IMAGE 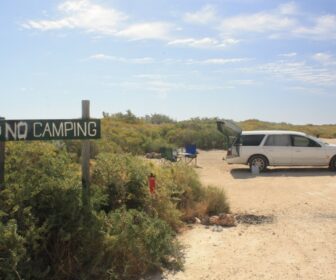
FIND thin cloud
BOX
[89,53,111,60]
[219,2,335,41]
[229,79,257,86]
[184,5,217,24]
[254,60,336,86]
[117,22,173,41]
[88,54,155,64]
[220,12,296,34]
[279,52,297,57]
[23,0,127,34]
[116,77,179,99]
[312,53,336,65]
[115,75,236,98]
[168,37,239,49]
[278,2,298,15]
[190,57,251,65]
[88,54,250,66]
[23,0,173,41]
[219,3,299,35]
[286,86,325,96]
[293,15,336,40]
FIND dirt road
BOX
[166,142,336,280]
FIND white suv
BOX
[217,120,336,172]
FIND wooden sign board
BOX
[0,119,101,141]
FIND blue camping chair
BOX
[184,144,197,165]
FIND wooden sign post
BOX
[0,117,4,189]
[81,100,91,210]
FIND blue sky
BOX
[1,0,335,124]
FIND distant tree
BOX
[102,111,110,118]
[110,110,139,123]
[144,114,175,124]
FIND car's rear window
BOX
[239,135,265,146]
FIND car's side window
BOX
[308,139,321,147]
[292,135,321,147]
[264,135,291,146]
[241,135,265,146]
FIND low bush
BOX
[0,219,26,279]
[101,209,182,279]
[204,186,230,216]
[157,164,204,222]
[92,153,152,212]
[92,153,183,230]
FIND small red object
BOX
[148,174,156,194]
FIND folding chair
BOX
[184,144,197,165]
[160,147,178,162]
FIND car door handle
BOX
[295,150,301,152]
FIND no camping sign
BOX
[0,101,101,211]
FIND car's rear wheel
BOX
[329,156,336,171]
[249,155,268,172]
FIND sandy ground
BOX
[165,139,336,280]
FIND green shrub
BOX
[204,186,230,216]
[163,164,204,212]
[101,209,182,279]
[92,153,182,230]
[0,142,88,279]
[5,142,79,189]
[92,153,152,212]
[0,219,26,280]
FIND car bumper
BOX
[226,156,245,164]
